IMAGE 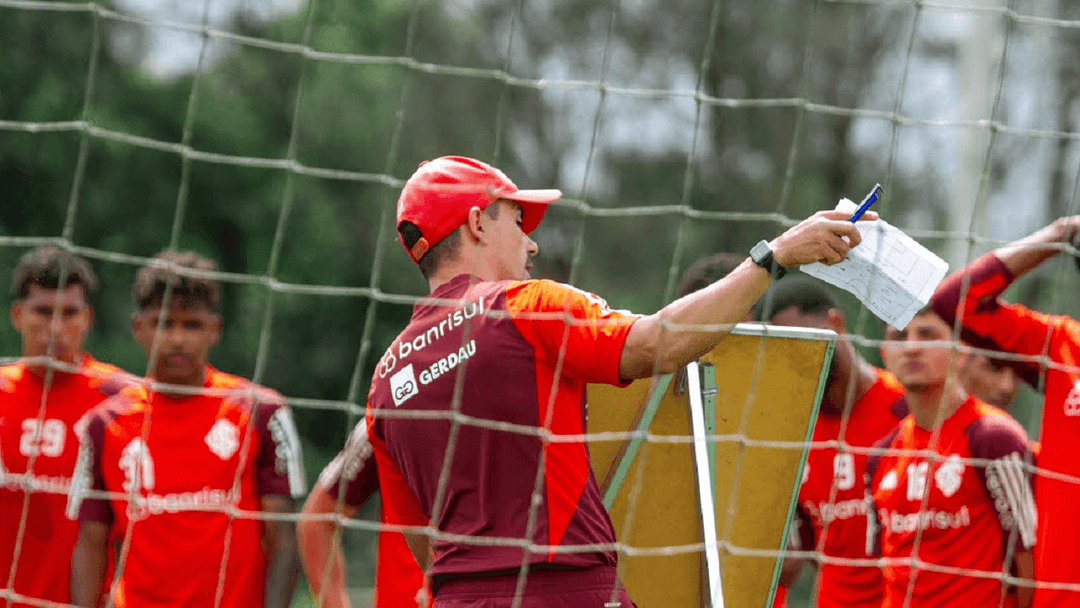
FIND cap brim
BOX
[501,189,562,234]
[501,188,563,205]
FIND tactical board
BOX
[587,323,836,608]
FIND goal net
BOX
[1,0,1078,606]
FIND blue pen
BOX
[849,183,884,222]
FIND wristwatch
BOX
[749,240,787,280]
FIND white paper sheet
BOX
[799,199,949,330]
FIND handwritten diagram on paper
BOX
[800,204,949,330]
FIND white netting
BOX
[3,0,1080,607]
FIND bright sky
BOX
[111,0,305,80]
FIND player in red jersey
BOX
[754,276,906,608]
[958,352,1020,412]
[68,251,306,608]
[299,418,425,608]
[930,217,1080,607]
[365,156,877,607]
[867,308,1036,608]
[676,252,748,302]
[0,246,134,608]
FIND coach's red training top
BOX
[867,397,1036,608]
[0,356,132,608]
[795,369,906,608]
[932,253,1080,607]
[366,274,637,582]
[316,419,424,608]
[68,367,306,608]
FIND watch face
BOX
[750,240,771,264]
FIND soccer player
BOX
[365,155,876,606]
[866,308,1036,608]
[68,251,306,608]
[958,352,1021,412]
[299,419,425,608]
[677,252,747,299]
[930,217,1080,607]
[756,275,906,608]
[1,246,134,608]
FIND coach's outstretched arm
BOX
[619,209,874,379]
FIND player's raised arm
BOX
[993,215,1080,277]
[618,209,875,379]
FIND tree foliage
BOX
[6,0,1071,602]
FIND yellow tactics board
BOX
[587,323,836,608]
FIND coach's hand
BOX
[770,209,878,267]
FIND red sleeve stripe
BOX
[986,452,1037,549]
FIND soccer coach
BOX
[365,156,875,607]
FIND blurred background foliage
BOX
[3,0,1080,604]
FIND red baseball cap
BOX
[396,156,562,263]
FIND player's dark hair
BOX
[883,305,937,334]
[11,246,98,299]
[133,251,220,312]
[677,252,745,297]
[399,204,502,280]
[754,274,838,322]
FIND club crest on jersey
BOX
[390,364,419,406]
[205,419,241,460]
[934,454,964,497]
[1064,380,1080,417]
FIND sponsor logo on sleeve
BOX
[390,364,419,406]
